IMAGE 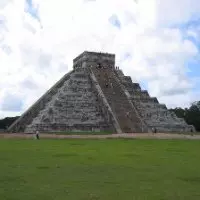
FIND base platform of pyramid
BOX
[8,51,195,133]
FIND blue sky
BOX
[25,0,40,21]
[109,14,121,29]
[0,0,200,118]
[107,4,200,97]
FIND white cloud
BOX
[156,0,200,26]
[0,0,200,118]
[1,93,23,111]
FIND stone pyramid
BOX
[8,51,194,133]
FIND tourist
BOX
[35,130,40,140]
[126,111,130,118]
[152,127,157,134]
[190,128,194,136]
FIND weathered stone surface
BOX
[115,69,195,132]
[8,51,195,133]
[24,68,114,133]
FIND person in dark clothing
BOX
[190,128,194,136]
[98,63,101,69]
[152,127,157,134]
[36,131,40,140]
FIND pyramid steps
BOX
[8,51,195,133]
[8,71,74,132]
[115,70,194,132]
[25,68,114,133]
[91,66,146,133]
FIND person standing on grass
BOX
[36,130,40,140]
[152,127,157,134]
[190,128,194,136]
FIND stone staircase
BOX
[115,70,195,132]
[24,68,113,133]
[8,51,195,134]
[91,66,146,133]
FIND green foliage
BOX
[0,116,19,130]
[170,101,200,131]
[0,139,200,200]
[1,101,200,132]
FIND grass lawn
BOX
[0,139,200,200]
[52,131,114,135]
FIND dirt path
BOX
[0,133,200,140]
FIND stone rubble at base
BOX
[8,51,195,133]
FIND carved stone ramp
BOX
[91,66,146,133]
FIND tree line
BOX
[169,101,200,132]
[0,116,19,130]
[0,101,199,131]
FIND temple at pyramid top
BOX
[73,51,115,69]
[8,51,195,133]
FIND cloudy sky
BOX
[0,0,200,118]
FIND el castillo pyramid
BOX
[8,51,194,133]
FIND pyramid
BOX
[8,51,195,133]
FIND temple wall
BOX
[73,51,115,69]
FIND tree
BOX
[170,101,200,132]
[0,116,19,130]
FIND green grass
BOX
[176,132,200,135]
[0,139,200,200]
[52,130,113,135]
